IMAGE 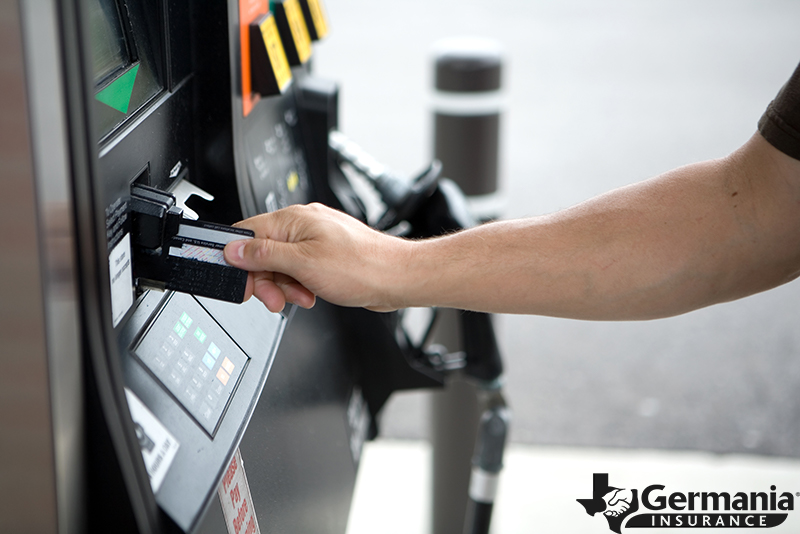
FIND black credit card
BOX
[163,220,254,303]
[132,215,255,304]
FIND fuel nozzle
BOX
[329,130,441,230]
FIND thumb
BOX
[224,237,298,274]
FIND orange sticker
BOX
[221,357,235,374]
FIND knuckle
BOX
[305,202,331,219]
[284,203,305,216]
[306,202,325,212]
[250,238,272,262]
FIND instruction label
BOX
[125,388,180,493]
[219,449,261,534]
[109,233,133,327]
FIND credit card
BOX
[175,220,255,245]
[133,215,255,303]
[163,256,251,303]
[167,220,254,267]
[163,220,254,303]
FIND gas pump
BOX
[4,1,507,533]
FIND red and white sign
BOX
[219,449,260,534]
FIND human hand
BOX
[603,488,633,517]
[223,203,414,313]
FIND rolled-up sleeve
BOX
[758,62,800,161]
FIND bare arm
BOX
[225,133,800,318]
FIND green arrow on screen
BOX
[95,64,139,114]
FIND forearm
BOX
[397,134,800,319]
[226,134,800,317]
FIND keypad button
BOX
[169,369,184,387]
[182,348,197,364]
[184,386,199,406]
[152,355,167,371]
[160,342,175,359]
[190,374,204,391]
[194,327,207,343]
[176,358,191,375]
[216,367,230,386]
[204,390,219,408]
[173,322,187,338]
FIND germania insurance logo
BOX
[577,473,797,533]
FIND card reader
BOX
[129,184,253,303]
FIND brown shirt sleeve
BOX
[758,62,800,161]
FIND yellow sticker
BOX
[287,171,299,192]
[259,15,292,92]
[307,0,328,39]
[284,0,312,63]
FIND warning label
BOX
[219,449,260,534]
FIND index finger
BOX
[232,210,294,243]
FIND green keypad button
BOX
[180,312,193,328]
[173,322,187,338]
[194,327,207,343]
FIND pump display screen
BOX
[134,293,249,436]
[88,0,162,139]
[88,0,131,84]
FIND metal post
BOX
[429,37,504,534]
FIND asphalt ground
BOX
[313,0,800,457]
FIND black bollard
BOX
[431,37,504,220]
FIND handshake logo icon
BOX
[578,473,639,534]
[577,473,795,533]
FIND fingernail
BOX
[228,240,246,261]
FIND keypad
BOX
[134,293,248,436]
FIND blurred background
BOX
[309,1,800,532]
[315,0,800,456]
